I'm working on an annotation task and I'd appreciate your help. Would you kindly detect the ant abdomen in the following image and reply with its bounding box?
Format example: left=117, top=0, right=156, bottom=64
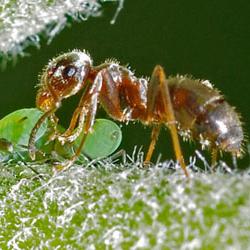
left=196, top=101, right=243, bottom=156
left=168, top=76, right=244, bottom=156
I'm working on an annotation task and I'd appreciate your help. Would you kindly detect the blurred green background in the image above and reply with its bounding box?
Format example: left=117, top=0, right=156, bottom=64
left=0, top=0, right=249, bottom=165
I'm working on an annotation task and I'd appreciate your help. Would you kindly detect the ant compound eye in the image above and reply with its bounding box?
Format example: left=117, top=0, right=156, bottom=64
left=62, top=65, right=77, bottom=78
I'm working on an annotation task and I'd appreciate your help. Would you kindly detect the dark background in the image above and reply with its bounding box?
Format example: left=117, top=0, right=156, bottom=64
left=0, top=0, right=249, bottom=166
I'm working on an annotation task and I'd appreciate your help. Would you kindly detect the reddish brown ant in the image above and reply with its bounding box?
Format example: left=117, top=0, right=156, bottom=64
left=28, top=50, right=244, bottom=177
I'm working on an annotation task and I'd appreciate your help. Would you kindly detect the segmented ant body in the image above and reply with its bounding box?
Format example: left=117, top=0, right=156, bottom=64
left=29, top=50, right=244, bottom=177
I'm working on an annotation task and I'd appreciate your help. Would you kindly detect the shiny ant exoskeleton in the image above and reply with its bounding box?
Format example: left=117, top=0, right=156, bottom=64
left=28, top=50, right=244, bottom=177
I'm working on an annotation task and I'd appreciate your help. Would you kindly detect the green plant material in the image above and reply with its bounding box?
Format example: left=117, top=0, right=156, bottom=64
left=0, top=0, right=124, bottom=58
left=80, top=118, right=122, bottom=159
left=0, top=108, right=47, bottom=146
left=0, top=138, right=14, bottom=153
left=0, top=159, right=250, bottom=249
left=0, top=108, right=122, bottom=160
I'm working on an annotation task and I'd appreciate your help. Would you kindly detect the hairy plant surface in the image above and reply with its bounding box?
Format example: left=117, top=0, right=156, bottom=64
left=0, top=152, right=250, bottom=249
left=0, top=0, right=123, bottom=56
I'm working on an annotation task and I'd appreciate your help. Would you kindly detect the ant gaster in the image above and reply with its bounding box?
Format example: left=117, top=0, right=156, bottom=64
left=28, top=50, right=244, bottom=177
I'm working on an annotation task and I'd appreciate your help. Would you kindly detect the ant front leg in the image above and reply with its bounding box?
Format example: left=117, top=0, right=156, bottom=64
left=28, top=108, right=57, bottom=160
left=61, top=67, right=125, bottom=169
left=147, top=65, right=189, bottom=177
left=58, top=72, right=104, bottom=169
left=56, top=90, right=91, bottom=144
left=59, top=106, right=81, bottom=137
left=56, top=80, right=101, bottom=143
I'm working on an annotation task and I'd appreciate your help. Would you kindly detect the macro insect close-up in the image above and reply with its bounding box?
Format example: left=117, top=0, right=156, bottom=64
left=28, top=50, right=244, bottom=177
left=1, top=1, right=250, bottom=248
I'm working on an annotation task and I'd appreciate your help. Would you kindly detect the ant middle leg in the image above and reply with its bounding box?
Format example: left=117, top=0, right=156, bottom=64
left=145, top=125, right=161, bottom=163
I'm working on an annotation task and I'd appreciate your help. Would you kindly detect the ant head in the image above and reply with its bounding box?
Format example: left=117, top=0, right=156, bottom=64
left=36, top=50, right=92, bottom=111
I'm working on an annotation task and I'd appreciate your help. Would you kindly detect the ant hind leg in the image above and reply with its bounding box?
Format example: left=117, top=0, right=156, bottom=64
left=147, top=65, right=189, bottom=177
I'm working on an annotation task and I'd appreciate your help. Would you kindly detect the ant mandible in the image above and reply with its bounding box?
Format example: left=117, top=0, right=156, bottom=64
left=28, top=50, right=244, bottom=177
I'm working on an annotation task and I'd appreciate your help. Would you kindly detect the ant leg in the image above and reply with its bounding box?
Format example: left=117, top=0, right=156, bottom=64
left=56, top=86, right=95, bottom=144
left=54, top=86, right=91, bottom=143
left=57, top=86, right=92, bottom=141
left=58, top=73, right=103, bottom=169
left=160, top=69, right=189, bottom=177
left=28, top=108, right=56, bottom=160
left=56, top=106, right=86, bottom=144
left=145, top=125, right=161, bottom=163
left=211, top=148, right=218, bottom=170
left=60, top=107, right=81, bottom=136
left=46, top=114, right=60, bottom=141
left=145, top=65, right=166, bottom=162
left=149, top=65, right=189, bottom=177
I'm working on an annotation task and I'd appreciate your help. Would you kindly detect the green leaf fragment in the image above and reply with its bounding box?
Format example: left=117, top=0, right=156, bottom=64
left=0, top=108, right=47, bottom=146
left=0, top=138, right=14, bottom=153
left=81, top=118, right=122, bottom=159
left=0, top=108, right=122, bottom=159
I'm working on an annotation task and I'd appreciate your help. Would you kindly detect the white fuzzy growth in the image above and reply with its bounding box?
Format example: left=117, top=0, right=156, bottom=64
left=0, top=0, right=124, bottom=55
left=1, top=151, right=250, bottom=249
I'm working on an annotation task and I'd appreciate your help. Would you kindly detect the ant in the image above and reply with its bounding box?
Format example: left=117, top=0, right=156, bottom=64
left=28, top=50, right=244, bottom=177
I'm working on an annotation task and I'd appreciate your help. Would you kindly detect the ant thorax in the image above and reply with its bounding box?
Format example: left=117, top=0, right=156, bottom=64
left=97, top=62, right=149, bottom=122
